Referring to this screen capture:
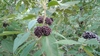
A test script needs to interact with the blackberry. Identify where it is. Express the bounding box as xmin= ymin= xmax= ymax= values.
xmin=80 ymin=7 xmax=83 ymax=11
xmin=34 ymin=26 xmax=43 ymax=38
xmin=45 ymin=17 xmax=53 ymax=25
xmin=82 ymin=31 xmax=97 ymax=39
xmin=3 ymin=22 xmax=9 ymax=27
xmin=50 ymin=18 xmax=53 ymax=21
xmin=37 ymin=16 xmax=44 ymax=23
xmin=42 ymin=26 xmax=51 ymax=36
